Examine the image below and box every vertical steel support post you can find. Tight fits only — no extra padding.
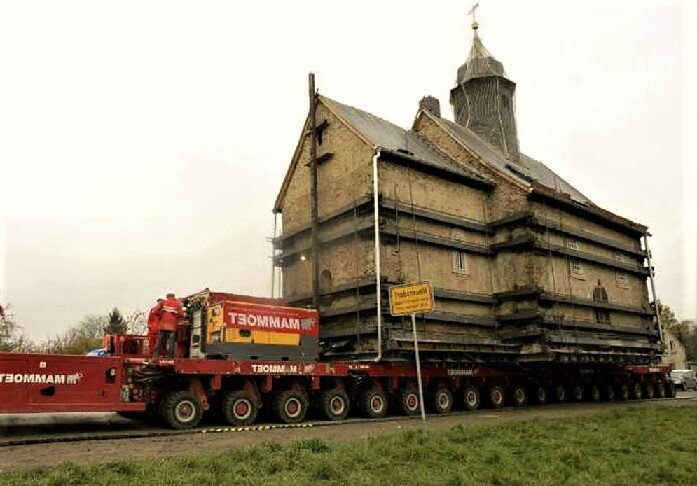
[372,150,382,361]
[270,212,278,298]
[308,73,320,309]
[411,312,426,426]
[644,234,663,342]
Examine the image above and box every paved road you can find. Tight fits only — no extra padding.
[0,393,695,472]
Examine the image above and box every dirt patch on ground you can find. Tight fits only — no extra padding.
[1,398,695,472]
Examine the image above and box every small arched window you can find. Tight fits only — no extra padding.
[593,280,611,324]
[320,269,333,290]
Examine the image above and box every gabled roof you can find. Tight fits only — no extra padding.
[320,96,491,186]
[421,110,646,233]
[433,114,591,204]
[273,95,493,212]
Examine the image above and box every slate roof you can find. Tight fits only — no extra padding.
[319,96,491,187]
[436,116,591,204]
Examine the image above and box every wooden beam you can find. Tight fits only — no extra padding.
[539,292,654,316]
[381,198,489,234]
[381,223,491,255]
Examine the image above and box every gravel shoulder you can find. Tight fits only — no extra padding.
[1,396,695,472]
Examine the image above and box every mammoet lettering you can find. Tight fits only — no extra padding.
[0,372,82,385]
[228,312,306,331]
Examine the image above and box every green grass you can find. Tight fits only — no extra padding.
[3,406,697,486]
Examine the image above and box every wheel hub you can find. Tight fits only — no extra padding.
[285,398,301,417]
[175,400,195,423]
[371,396,384,412]
[330,396,345,414]
[234,399,251,419]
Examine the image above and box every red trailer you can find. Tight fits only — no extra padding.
[0,337,674,429]
[0,290,675,429]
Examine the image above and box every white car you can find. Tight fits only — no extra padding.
[670,370,697,391]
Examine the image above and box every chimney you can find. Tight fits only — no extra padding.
[419,96,441,118]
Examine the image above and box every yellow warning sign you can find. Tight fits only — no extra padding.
[388,281,434,316]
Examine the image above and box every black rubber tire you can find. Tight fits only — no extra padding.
[511,385,527,407]
[666,381,676,398]
[617,383,629,401]
[588,384,601,402]
[570,385,584,402]
[222,390,259,426]
[318,388,350,421]
[603,384,615,401]
[643,383,655,399]
[272,389,308,424]
[463,385,481,411]
[655,382,666,399]
[158,391,203,429]
[533,385,547,405]
[429,387,453,414]
[552,384,566,403]
[632,382,643,399]
[397,388,421,416]
[488,384,505,409]
[358,388,388,419]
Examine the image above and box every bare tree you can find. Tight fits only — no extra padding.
[40,314,108,355]
[0,303,33,353]
[124,309,148,335]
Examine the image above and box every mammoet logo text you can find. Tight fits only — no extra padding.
[228,312,315,331]
[0,372,83,385]
[250,364,299,374]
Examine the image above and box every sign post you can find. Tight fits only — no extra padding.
[388,281,434,427]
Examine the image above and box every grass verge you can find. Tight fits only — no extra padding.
[2,406,697,485]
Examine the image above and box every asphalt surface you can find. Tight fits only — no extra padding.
[0,391,695,471]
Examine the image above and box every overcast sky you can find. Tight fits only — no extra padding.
[0,0,695,340]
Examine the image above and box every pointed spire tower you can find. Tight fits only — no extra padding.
[450,18,520,161]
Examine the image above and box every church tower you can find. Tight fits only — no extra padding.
[450,21,520,161]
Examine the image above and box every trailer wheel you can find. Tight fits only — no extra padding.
[430,387,453,414]
[617,384,629,401]
[655,382,666,399]
[632,382,643,399]
[272,390,308,424]
[488,385,505,409]
[358,388,388,419]
[511,385,527,407]
[587,384,601,402]
[396,388,421,416]
[463,385,481,411]
[158,391,203,429]
[643,382,655,399]
[603,384,615,401]
[222,390,259,426]
[318,388,350,421]
[666,381,676,398]
[570,384,584,402]
[551,384,566,403]
[533,385,547,405]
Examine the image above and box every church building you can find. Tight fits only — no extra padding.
[272,21,663,364]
